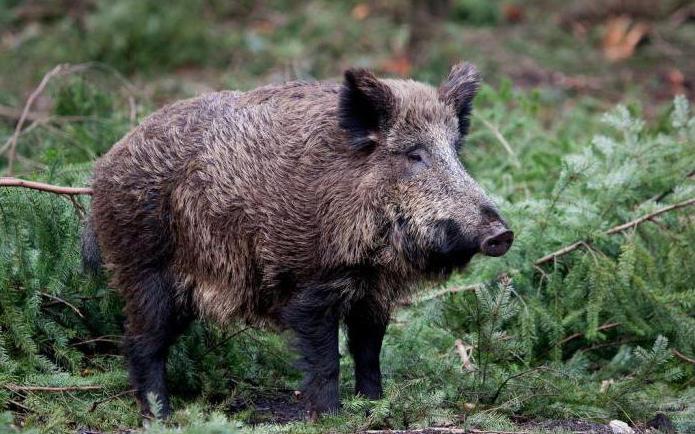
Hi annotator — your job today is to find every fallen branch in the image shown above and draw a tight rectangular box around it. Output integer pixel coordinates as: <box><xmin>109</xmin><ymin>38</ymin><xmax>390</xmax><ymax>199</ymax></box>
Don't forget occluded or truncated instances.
<box><xmin>673</xmin><ymin>349</ymin><xmax>695</xmax><ymax>365</ymax></box>
<box><xmin>558</xmin><ymin>322</ymin><xmax>621</xmax><ymax>346</ymax></box>
<box><xmin>89</xmin><ymin>389</ymin><xmax>135</xmax><ymax>412</ymax></box>
<box><xmin>535</xmin><ymin>198</ymin><xmax>695</xmax><ymax>266</ymax></box>
<box><xmin>0</xmin><ymin>177</ymin><xmax>92</xmax><ymax>195</ymax></box>
<box><xmin>40</xmin><ymin>291</ymin><xmax>84</xmax><ymax>318</ymax></box>
<box><xmin>5</xmin><ymin>384</ymin><xmax>103</xmax><ymax>393</ymax></box>
<box><xmin>0</xmin><ymin>104</ymin><xmax>96</xmax><ymax>124</ymax></box>
<box><xmin>489</xmin><ymin>366</ymin><xmax>548</xmax><ymax>404</ymax></box>
<box><xmin>0</xmin><ymin>104</ymin><xmax>46</xmax><ymax>122</ymax></box>
<box><xmin>2</xmin><ymin>62</ymin><xmax>138</xmax><ymax>174</ymax></box>
<box><xmin>364</xmin><ymin>429</ymin><xmax>529</xmax><ymax>434</ymax></box>
<box><xmin>8</xmin><ymin>399</ymin><xmax>32</xmax><ymax>413</ymax></box>
<box><xmin>474</xmin><ymin>113</ymin><xmax>521</xmax><ymax>168</ymax></box>
<box><xmin>72</xmin><ymin>336</ymin><xmax>123</xmax><ymax>347</ymax></box>
<box><xmin>4</xmin><ymin>64</ymin><xmax>75</xmax><ymax>175</ymax></box>
<box><xmin>454</xmin><ymin>339</ymin><xmax>476</xmax><ymax>372</ymax></box>
<box><xmin>411</xmin><ymin>284</ymin><xmax>480</xmax><ymax>304</ymax></box>
<box><xmin>363</xmin><ymin>429</ymin><xmax>466</xmax><ymax>434</ymax></box>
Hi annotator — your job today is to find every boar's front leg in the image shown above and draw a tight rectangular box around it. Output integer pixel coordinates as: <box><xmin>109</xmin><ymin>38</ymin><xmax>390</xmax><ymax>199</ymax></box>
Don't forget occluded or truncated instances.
<box><xmin>346</xmin><ymin>297</ymin><xmax>388</xmax><ymax>399</ymax></box>
<box><xmin>281</xmin><ymin>287</ymin><xmax>341</xmax><ymax>418</ymax></box>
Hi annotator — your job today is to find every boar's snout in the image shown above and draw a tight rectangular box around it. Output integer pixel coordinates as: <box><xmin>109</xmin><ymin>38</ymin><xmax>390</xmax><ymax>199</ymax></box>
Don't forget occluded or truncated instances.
<box><xmin>480</xmin><ymin>226</ymin><xmax>514</xmax><ymax>257</ymax></box>
<box><xmin>477</xmin><ymin>204</ymin><xmax>513</xmax><ymax>257</ymax></box>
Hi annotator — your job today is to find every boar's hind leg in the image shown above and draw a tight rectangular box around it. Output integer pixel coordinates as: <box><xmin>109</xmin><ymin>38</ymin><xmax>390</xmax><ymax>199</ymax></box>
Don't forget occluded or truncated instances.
<box><xmin>281</xmin><ymin>288</ymin><xmax>341</xmax><ymax>417</ymax></box>
<box><xmin>346</xmin><ymin>298</ymin><xmax>388</xmax><ymax>399</ymax></box>
<box><xmin>123</xmin><ymin>271</ymin><xmax>191</xmax><ymax>419</ymax></box>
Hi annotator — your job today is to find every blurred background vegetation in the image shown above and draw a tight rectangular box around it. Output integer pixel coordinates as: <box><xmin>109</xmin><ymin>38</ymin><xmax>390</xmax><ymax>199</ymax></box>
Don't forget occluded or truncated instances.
<box><xmin>1</xmin><ymin>1</ymin><xmax>694</xmax><ymax>433</ymax></box>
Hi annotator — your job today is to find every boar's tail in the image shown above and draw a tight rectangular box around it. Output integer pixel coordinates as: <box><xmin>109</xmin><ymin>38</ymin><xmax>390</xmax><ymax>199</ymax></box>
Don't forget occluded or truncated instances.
<box><xmin>81</xmin><ymin>213</ymin><xmax>102</xmax><ymax>275</ymax></box>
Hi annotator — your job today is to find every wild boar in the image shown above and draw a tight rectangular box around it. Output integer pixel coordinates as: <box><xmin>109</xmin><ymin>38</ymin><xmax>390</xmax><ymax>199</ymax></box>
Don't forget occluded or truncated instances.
<box><xmin>82</xmin><ymin>62</ymin><xmax>513</xmax><ymax>418</ymax></box>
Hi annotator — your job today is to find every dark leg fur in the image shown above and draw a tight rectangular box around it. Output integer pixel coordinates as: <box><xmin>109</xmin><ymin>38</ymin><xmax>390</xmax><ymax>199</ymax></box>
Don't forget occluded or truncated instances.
<box><xmin>123</xmin><ymin>271</ymin><xmax>191</xmax><ymax>418</ymax></box>
<box><xmin>346</xmin><ymin>298</ymin><xmax>388</xmax><ymax>399</ymax></box>
<box><xmin>281</xmin><ymin>287</ymin><xmax>341</xmax><ymax>417</ymax></box>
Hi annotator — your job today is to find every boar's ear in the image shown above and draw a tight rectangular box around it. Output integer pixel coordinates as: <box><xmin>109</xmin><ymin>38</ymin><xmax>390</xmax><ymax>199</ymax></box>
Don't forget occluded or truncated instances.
<box><xmin>438</xmin><ymin>62</ymin><xmax>481</xmax><ymax>137</ymax></box>
<box><xmin>339</xmin><ymin>68</ymin><xmax>396</xmax><ymax>150</ymax></box>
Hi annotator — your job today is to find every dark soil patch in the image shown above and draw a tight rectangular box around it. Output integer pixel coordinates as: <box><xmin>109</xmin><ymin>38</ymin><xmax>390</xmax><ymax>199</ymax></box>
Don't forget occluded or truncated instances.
<box><xmin>228</xmin><ymin>391</ymin><xmax>307</xmax><ymax>424</ymax></box>
<box><xmin>522</xmin><ymin>419</ymin><xmax>613</xmax><ymax>433</ymax></box>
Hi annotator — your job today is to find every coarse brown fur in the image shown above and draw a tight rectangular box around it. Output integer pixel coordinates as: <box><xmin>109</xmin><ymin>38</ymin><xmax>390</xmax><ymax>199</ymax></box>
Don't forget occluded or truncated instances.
<box><xmin>85</xmin><ymin>63</ymin><xmax>513</xmax><ymax>418</ymax></box>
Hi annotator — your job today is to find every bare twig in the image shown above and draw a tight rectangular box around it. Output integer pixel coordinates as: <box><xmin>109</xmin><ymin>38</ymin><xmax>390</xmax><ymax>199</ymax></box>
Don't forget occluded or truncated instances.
<box><xmin>5</xmin><ymin>384</ymin><xmax>103</xmax><ymax>393</ymax></box>
<box><xmin>490</xmin><ymin>366</ymin><xmax>547</xmax><ymax>404</ymax></box>
<box><xmin>72</xmin><ymin>336</ymin><xmax>123</xmax><ymax>347</ymax></box>
<box><xmin>364</xmin><ymin>429</ymin><xmax>529</xmax><ymax>434</ymax></box>
<box><xmin>474</xmin><ymin>113</ymin><xmax>521</xmax><ymax>168</ymax></box>
<box><xmin>89</xmin><ymin>389</ymin><xmax>135</xmax><ymax>412</ymax></box>
<box><xmin>454</xmin><ymin>339</ymin><xmax>476</xmax><ymax>372</ymax></box>
<box><xmin>673</xmin><ymin>349</ymin><xmax>695</xmax><ymax>365</ymax></box>
<box><xmin>201</xmin><ymin>327</ymin><xmax>250</xmax><ymax>357</ymax></box>
<box><xmin>2</xmin><ymin>62</ymin><xmax>135</xmax><ymax>174</ymax></box>
<box><xmin>364</xmin><ymin>429</ymin><xmax>468</xmax><ymax>434</ymax></box>
<box><xmin>0</xmin><ymin>177</ymin><xmax>92</xmax><ymax>195</ymax></box>
<box><xmin>5</xmin><ymin>65</ymin><xmax>70</xmax><ymax>174</ymax></box>
<box><xmin>0</xmin><ymin>104</ymin><xmax>46</xmax><ymax>121</ymax></box>
<box><xmin>605</xmin><ymin>198</ymin><xmax>695</xmax><ymax>235</ymax></box>
<box><xmin>40</xmin><ymin>291</ymin><xmax>84</xmax><ymax>318</ymax></box>
<box><xmin>0</xmin><ymin>104</ymin><xmax>93</xmax><ymax>124</ymax></box>
<box><xmin>412</xmin><ymin>284</ymin><xmax>481</xmax><ymax>303</ymax></box>
<box><xmin>558</xmin><ymin>322</ymin><xmax>621</xmax><ymax>346</ymax></box>
<box><xmin>468</xmin><ymin>431</ymin><xmax>529</xmax><ymax>434</ymax></box>
<box><xmin>535</xmin><ymin>198</ymin><xmax>695</xmax><ymax>266</ymax></box>
<box><xmin>8</xmin><ymin>399</ymin><xmax>32</xmax><ymax>413</ymax></box>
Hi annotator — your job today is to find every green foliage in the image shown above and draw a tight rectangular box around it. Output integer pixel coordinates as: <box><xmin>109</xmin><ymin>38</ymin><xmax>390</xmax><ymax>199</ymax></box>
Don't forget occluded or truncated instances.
<box><xmin>2</xmin><ymin>30</ymin><xmax>695</xmax><ymax>433</ymax></box>
<box><xmin>85</xmin><ymin>0</ymin><xmax>220</xmax><ymax>73</ymax></box>
<box><xmin>452</xmin><ymin>0</ymin><xmax>501</xmax><ymax>26</ymax></box>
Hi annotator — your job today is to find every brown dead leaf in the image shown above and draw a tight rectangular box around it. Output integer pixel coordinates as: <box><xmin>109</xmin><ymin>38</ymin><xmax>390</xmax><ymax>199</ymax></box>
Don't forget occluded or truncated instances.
<box><xmin>665</xmin><ymin>68</ymin><xmax>686</xmax><ymax>95</ymax></box>
<box><xmin>666</xmin><ymin>68</ymin><xmax>685</xmax><ymax>87</ymax></box>
<box><xmin>502</xmin><ymin>4</ymin><xmax>525</xmax><ymax>24</ymax></box>
<box><xmin>351</xmin><ymin>3</ymin><xmax>370</xmax><ymax>21</ymax></box>
<box><xmin>454</xmin><ymin>339</ymin><xmax>476</xmax><ymax>372</ymax></box>
<box><xmin>251</xmin><ymin>19</ymin><xmax>276</xmax><ymax>35</ymax></box>
<box><xmin>602</xmin><ymin>16</ymin><xmax>650</xmax><ymax>62</ymax></box>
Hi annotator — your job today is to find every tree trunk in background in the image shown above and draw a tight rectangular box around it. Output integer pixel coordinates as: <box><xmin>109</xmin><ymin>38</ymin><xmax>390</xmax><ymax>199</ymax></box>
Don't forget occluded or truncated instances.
<box><xmin>407</xmin><ymin>0</ymin><xmax>451</xmax><ymax>69</ymax></box>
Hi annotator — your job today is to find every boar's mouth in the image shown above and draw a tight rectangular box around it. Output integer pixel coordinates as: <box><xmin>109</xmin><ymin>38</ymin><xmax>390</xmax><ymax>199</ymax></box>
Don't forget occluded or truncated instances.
<box><xmin>421</xmin><ymin>219</ymin><xmax>478</xmax><ymax>276</ymax></box>
<box><xmin>394</xmin><ymin>217</ymin><xmax>478</xmax><ymax>277</ymax></box>
<box><xmin>424</xmin><ymin>249</ymin><xmax>477</xmax><ymax>277</ymax></box>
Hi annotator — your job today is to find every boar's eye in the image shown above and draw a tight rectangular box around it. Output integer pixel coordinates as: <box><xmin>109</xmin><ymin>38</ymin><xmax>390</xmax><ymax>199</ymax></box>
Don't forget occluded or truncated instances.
<box><xmin>406</xmin><ymin>148</ymin><xmax>427</xmax><ymax>165</ymax></box>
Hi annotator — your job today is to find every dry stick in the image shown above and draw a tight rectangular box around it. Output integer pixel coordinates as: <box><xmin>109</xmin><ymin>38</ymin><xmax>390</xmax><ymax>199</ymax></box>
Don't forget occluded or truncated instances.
<box><xmin>364</xmin><ymin>429</ymin><xmax>529</xmax><ymax>434</ymax></box>
<box><xmin>413</xmin><ymin>284</ymin><xmax>481</xmax><ymax>304</ymax></box>
<box><xmin>422</xmin><ymin>198</ymin><xmax>695</xmax><ymax>301</ymax></box>
<box><xmin>89</xmin><ymin>389</ymin><xmax>136</xmax><ymax>412</ymax></box>
<box><xmin>489</xmin><ymin>366</ymin><xmax>548</xmax><ymax>404</ymax></box>
<box><xmin>474</xmin><ymin>114</ymin><xmax>521</xmax><ymax>168</ymax></box>
<box><xmin>364</xmin><ymin>429</ymin><xmax>468</xmax><ymax>434</ymax></box>
<box><xmin>5</xmin><ymin>384</ymin><xmax>103</xmax><ymax>393</ymax></box>
<box><xmin>5</xmin><ymin>65</ymin><xmax>67</xmax><ymax>175</ymax></box>
<box><xmin>535</xmin><ymin>197</ymin><xmax>695</xmax><ymax>266</ymax></box>
<box><xmin>8</xmin><ymin>399</ymin><xmax>32</xmax><ymax>413</ymax></box>
<box><xmin>200</xmin><ymin>326</ymin><xmax>251</xmax><ymax>358</ymax></box>
<box><xmin>40</xmin><ymin>291</ymin><xmax>84</xmax><ymax>318</ymax></box>
<box><xmin>0</xmin><ymin>177</ymin><xmax>92</xmax><ymax>195</ymax></box>
<box><xmin>0</xmin><ymin>104</ymin><xmax>94</xmax><ymax>124</ymax></box>
<box><xmin>557</xmin><ymin>322</ymin><xmax>621</xmax><ymax>346</ymax></box>
<box><xmin>3</xmin><ymin>62</ymin><xmax>100</xmax><ymax>174</ymax></box>
<box><xmin>0</xmin><ymin>104</ymin><xmax>46</xmax><ymax>121</ymax></box>
<box><xmin>72</xmin><ymin>335</ymin><xmax>123</xmax><ymax>347</ymax></box>
<box><xmin>673</xmin><ymin>349</ymin><xmax>695</xmax><ymax>365</ymax></box>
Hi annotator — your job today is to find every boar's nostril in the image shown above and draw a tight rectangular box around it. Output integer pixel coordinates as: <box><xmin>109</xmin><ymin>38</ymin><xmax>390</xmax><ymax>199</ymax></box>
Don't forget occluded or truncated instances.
<box><xmin>480</xmin><ymin>229</ymin><xmax>514</xmax><ymax>257</ymax></box>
